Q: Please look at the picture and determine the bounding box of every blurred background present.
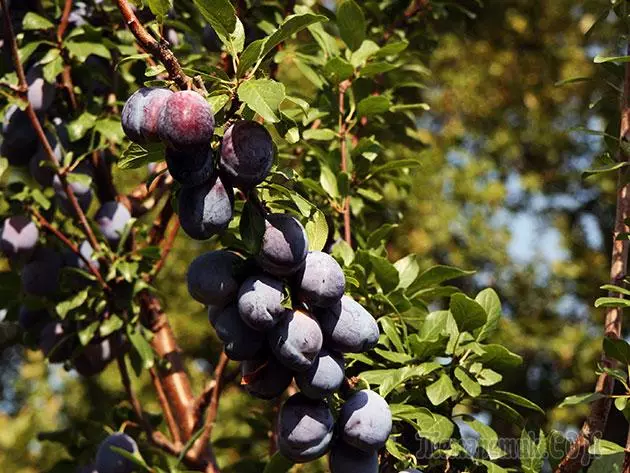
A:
[0,0,625,471]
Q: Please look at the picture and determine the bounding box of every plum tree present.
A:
[294,349,345,399]
[268,309,322,371]
[39,321,76,363]
[95,432,139,473]
[1,105,40,166]
[296,251,345,308]
[21,247,63,297]
[179,175,234,240]
[277,393,334,463]
[210,305,265,360]
[237,274,287,331]
[26,66,54,112]
[257,214,308,276]
[338,389,392,452]
[219,120,274,188]
[158,90,214,150]
[164,146,215,188]
[317,296,380,353]
[187,250,242,306]
[95,201,132,245]
[329,441,379,473]
[1,215,39,261]
[121,87,173,143]
[241,357,293,400]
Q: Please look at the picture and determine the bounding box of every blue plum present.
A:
[269,309,322,371]
[179,175,234,240]
[122,87,173,143]
[165,145,215,187]
[187,250,242,306]
[30,127,64,186]
[158,90,214,150]
[39,321,76,363]
[237,274,287,331]
[257,214,308,277]
[1,215,39,261]
[65,240,99,271]
[317,296,379,353]
[295,349,345,399]
[26,65,55,112]
[277,393,334,463]
[211,305,265,361]
[219,120,274,189]
[95,201,132,245]
[74,332,127,377]
[296,251,345,308]
[329,441,379,473]
[22,247,63,297]
[53,163,94,215]
[338,389,392,452]
[1,105,40,166]
[241,357,293,400]
[95,432,139,473]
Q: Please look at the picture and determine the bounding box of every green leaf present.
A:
[127,325,155,374]
[590,438,626,455]
[357,96,391,117]
[365,159,422,180]
[390,103,431,112]
[324,57,354,83]
[379,316,404,352]
[558,392,606,408]
[475,288,501,341]
[450,293,487,332]
[594,55,630,64]
[193,0,243,55]
[369,255,399,294]
[42,55,64,83]
[588,454,624,473]
[426,373,457,406]
[409,265,475,293]
[303,128,337,141]
[67,112,97,142]
[66,41,112,61]
[238,79,286,123]
[463,418,505,460]
[492,391,544,414]
[454,367,481,397]
[56,289,89,318]
[207,94,230,113]
[472,343,523,370]
[262,452,295,473]
[305,209,328,252]
[595,297,630,308]
[337,0,365,51]
[118,142,165,170]
[601,284,630,297]
[319,165,339,198]
[603,337,630,364]
[78,321,100,346]
[350,40,380,67]
[147,0,172,18]
[22,12,54,30]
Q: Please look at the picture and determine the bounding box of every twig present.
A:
[150,367,182,447]
[554,41,630,473]
[152,217,180,278]
[338,79,352,246]
[149,199,175,245]
[56,0,73,43]
[114,0,190,90]
[118,355,154,434]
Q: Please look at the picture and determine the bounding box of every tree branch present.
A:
[56,0,73,44]
[339,79,352,246]
[152,217,180,279]
[150,367,182,447]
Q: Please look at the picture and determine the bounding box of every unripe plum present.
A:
[295,349,345,399]
[165,146,215,187]
[237,274,287,331]
[121,87,173,143]
[241,357,293,400]
[329,441,379,473]
[1,215,39,260]
[95,201,132,245]
[187,250,242,306]
[296,251,345,308]
[338,389,392,452]
[211,305,265,360]
[179,175,234,240]
[26,65,55,112]
[39,321,76,363]
[317,296,379,353]
[257,214,308,277]
[269,309,322,371]
[277,393,334,463]
[158,90,214,149]
[220,120,273,188]
[22,247,63,297]
[95,432,139,473]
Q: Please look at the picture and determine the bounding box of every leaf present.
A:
[319,165,339,198]
[463,418,505,460]
[365,159,422,180]
[303,128,337,141]
[56,289,89,318]
[583,162,630,177]
[357,96,391,117]
[147,0,172,18]
[118,142,165,170]
[594,55,630,64]
[603,338,630,364]
[324,57,354,83]
[238,79,286,123]
[409,265,475,292]
[337,0,365,51]
[22,12,54,30]
[450,293,487,333]
[193,0,243,55]
[369,255,400,294]
[67,112,97,142]
[558,392,606,408]
[590,438,626,455]
[472,343,523,370]
[588,454,624,473]
[78,321,100,346]
[127,325,155,375]
[379,317,404,352]
[66,41,112,61]
[595,297,630,308]
[601,284,630,297]
[351,40,381,68]
[390,103,431,112]
[305,209,328,252]
[262,452,295,473]
[454,367,481,397]
[475,288,501,341]
[492,391,544,414]
[426,373,457,406]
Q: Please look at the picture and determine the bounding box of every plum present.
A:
[53,163,94,215]
[39,321,76,363]
[165,145,215,187]
[237,274,287,331]
[269,309,322,372]
[26,65,55,112]
[211,305,265,360]
[338,389,392,452]
[179,175,234,240]
[22,247,63,297]
[220,120,274,188]
[1,105,40,166]
[257,214,308,277]
[1,215,39,260]
[18,306,51,341]
[95,432,139,473]
[295,349,345,399]
[187,250,242,306]
[277,393,334,463]
[95,201,132,245]
[158,90,214,149]
[329,441,379,473]
[241,357,293,400]
[65,240,99,271]
[30,129,63,186]
[121,87,173,143]
[74,333,127,377]
[296,251,346,308]
[317,296,379,353]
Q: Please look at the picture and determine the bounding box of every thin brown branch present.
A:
[554,43,630,473]
[61,66,78,110]
[150,367,182,447]
[114,0,190,90]
[149,198,175,245]
[339,79,352,246]
[152,217,180,278]
[269,398,281,456]
[56,0,73,43]
[118,355,154,434]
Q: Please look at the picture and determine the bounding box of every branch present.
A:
[152,217,180,279]
[150,367,182,447]
[56,0,73,44]
[339,79,352,246]
[114,0,190,90]
[554,42,630,473]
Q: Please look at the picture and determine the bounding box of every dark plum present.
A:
[269,309,322,371]
[257,214,308,277]
[338,389,392,452]
[18,306,52,341]
[158,90,214,150]
[95,201,132,245]
[165,146,214,187]
[329,441,379,473]
[211,305,265,360]
[296,251,345,308]
[95,432,139,473]
[121,87,173,143]
[26,65,55,112]
[39,321,76,363]
[22,247,63,297]
[1,105,40,166]
[241,357,293,400]
[317,296,379,353]
[179,175,234,240]
[220,120,273,188]
[237,274,287,331]
[65,240,99,271]
[53,163,94,215]
[277,393,334,463]
[295,349,345,399]
[1,215,39,260]
[74,333,127,377]
[187,250,242,306]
